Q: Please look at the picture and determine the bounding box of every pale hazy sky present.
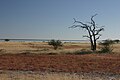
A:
[0,0,120,40]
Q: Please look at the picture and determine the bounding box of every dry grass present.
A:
[0,42,50,54]
[0,42,91,55]
[0,54,119,80]
[0,42,120,80]
[0,41,120,55]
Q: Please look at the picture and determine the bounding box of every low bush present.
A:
[99,39,114,53]
[48,39,63,50]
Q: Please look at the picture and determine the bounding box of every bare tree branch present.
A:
[70,14,104,51]
[95,28,104,35]
[83,35,90,38]
[73,18,88,27]
[91,14,97,31]
[69,25,86,28]
[95,34,102,40]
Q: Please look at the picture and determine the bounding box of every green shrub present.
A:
[48,39,62,50]
[99,39,114,53]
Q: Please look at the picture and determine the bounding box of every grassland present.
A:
[0,42,91,54]
[0,42,120,80]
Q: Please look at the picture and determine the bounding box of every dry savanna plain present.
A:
[0,42,120,80]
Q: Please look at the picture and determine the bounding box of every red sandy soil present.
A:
[0,54,119,74]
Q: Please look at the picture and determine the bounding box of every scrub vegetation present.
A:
[0,41,119,80]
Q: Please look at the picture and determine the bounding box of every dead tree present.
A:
[70,14,104,51]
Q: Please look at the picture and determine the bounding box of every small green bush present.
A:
[99,39,114,53]
[48,39,62,50]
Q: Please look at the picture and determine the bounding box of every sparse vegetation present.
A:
[0,42,119,79]
[79,49,93,54]
[66,49,93,55]
[48,39,63,50]
[99,40,114,53]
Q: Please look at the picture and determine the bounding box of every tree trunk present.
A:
[92,40,96,51]
[92,33,97,51]
[89,37,94,51]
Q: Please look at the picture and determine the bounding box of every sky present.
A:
[0,0,120,40]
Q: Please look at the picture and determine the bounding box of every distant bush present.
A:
[48,39,63,50]
[99,39,114,53]
[113,39,119,43]
[4,39,10,42]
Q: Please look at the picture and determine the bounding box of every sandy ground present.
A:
[0,70,120,80]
